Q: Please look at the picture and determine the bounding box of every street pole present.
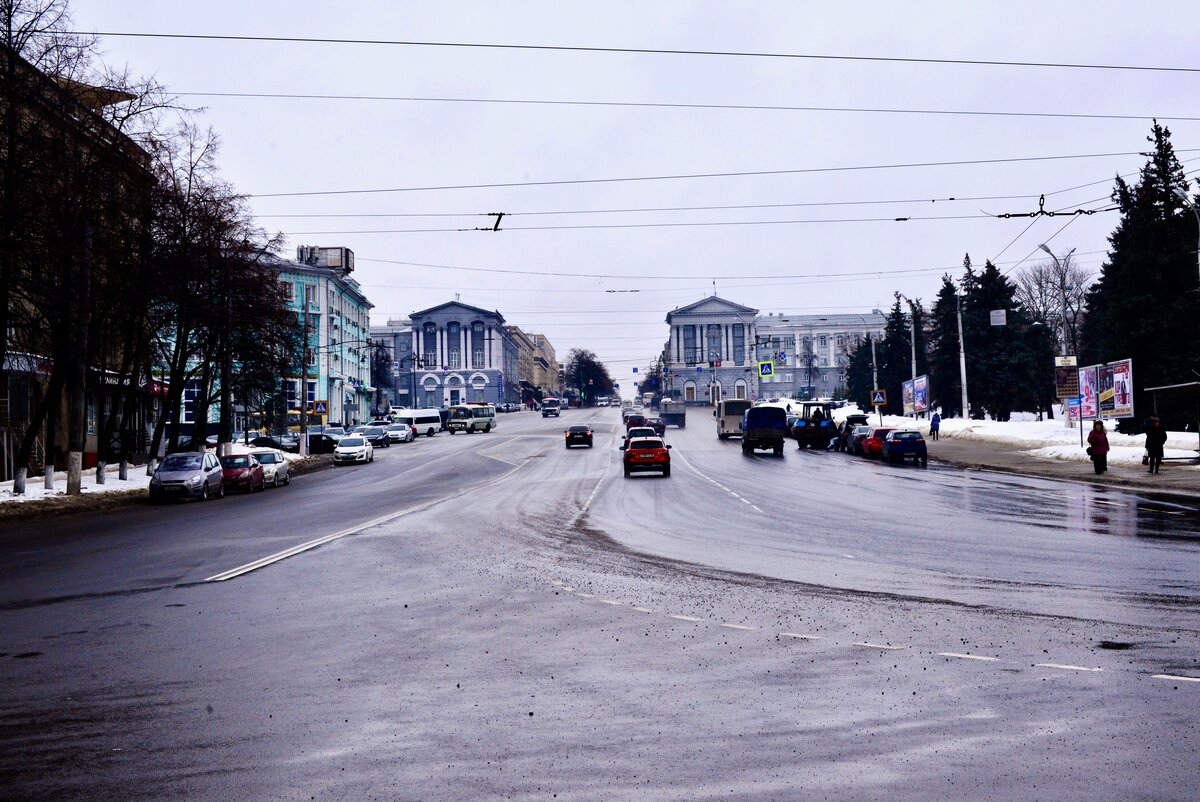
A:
[298,300,309,457]
[898,294,918,418]
[870,333,881,426]
[1039,244,1077,428]
[955,287,969,420]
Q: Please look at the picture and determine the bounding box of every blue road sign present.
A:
[870,390,887,406]
[758,361,774,378]
[312,400,329,415]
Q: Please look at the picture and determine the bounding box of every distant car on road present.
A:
[621,437,671,477]
[249,434,298,453]
[386,423,416,443]
[861,427,896,459]
[624,414,647,430]
[333,436,373,465]
[623,426,657,445]
[565,424,594,448]
[220,453,265,493]
[882,430,928,465]
[249,448,290,487]
[361,426,391,448]
[644,416,667,436]
[741,406,787,456]
[542,397,562,417]
[149,451,224,502]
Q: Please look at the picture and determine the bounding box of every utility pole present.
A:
[297,295,309,456]
[956,286,970,420]
[898,293,919,418]
[1039,244,1077,428]
[870,333,881,426]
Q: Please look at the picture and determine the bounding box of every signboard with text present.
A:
[1099,358,1134,420]
[913,375,929,415]
[902,379,915,415]
[1078,365,1099,419]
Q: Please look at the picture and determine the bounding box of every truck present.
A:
[790,401,839,449]
[741,405,788,456]
[658,399,686,429]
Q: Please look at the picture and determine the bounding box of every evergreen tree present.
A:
[845,335,876,411]
[877,298,911,415]
[962,260,1042,421]
[1081,122,1200,430]
[928,274,964,417]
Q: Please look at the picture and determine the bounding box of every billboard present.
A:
[913,375,929,415]
[1078,365,1100,420]
[902,379,915,416]
[1101,358,1134,420]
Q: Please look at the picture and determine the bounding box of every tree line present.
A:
[846,123,1199,431]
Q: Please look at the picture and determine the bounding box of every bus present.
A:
[714,399,753,439]
[447,402,497,434]
[642,391,656,408]
[393,408,443,437]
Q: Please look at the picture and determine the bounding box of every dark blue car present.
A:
[881,430,928,465]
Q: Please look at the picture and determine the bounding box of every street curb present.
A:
[930,453,1200,502]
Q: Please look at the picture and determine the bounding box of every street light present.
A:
[896,294,919,417]
[1037,244,1077,357]
[855,314,881,424]
[1173,187,1200,286]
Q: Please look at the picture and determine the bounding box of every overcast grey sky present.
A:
[72,1,1200,375]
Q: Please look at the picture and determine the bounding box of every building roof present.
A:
[265,254,373,308]
[666,295,760,322]
[756,312,886,328]
[410,300,506,323]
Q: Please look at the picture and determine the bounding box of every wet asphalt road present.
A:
[1,409,1199,800]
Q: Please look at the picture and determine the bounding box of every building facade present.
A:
[663,297,761,405]
[369,318,414,411]
[754,311,886,400]
[273,246,374,426]
[506,326,537,405]
[528,333,560,394]
[409,302,519,407]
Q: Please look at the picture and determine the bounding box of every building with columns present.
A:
[409,302,519,407]
[663,297,760,405]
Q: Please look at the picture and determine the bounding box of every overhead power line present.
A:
[174,90,1200,123]
[250,149,1197,198]
[75,31,1200,74]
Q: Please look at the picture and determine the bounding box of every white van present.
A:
[395,408,443,437]
[447,403,497,434]
[714,399,753,439]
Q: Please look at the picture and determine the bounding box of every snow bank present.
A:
[0,462,150,503]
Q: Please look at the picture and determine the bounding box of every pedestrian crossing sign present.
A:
[312,400,329,415]
[870,390,886,406]
[758,361,774,378]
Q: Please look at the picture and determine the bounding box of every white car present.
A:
[249,448,290,487]
[386,422,415,443]
[333,436,373,465]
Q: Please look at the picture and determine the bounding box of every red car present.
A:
[624,414,647,430]
[861,427,895,459]
[220,453,266,492]
[621,436,671,477]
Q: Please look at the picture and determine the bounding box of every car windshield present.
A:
[252,452,277,463]
[339,437,365,447]
[220,456,250,468]
[363,427,383,436]
[893,431,921,440]
[387,424,407,431]
[160,454,201,471]
[569,426,590,433]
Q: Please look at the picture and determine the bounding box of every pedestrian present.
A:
[1145,416,1167,474]
[1087,420,1110,475]
[929,411,941,441]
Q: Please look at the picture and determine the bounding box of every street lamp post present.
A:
[897,294,919,418]
[1039,244,1078,429]
[1173,187,1200,286]
[955,285,970,420]
[856,314,881,424]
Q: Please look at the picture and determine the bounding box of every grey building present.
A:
[663,297,760,405]
[369,318,414,411]
[408,302,519,407]
[755,311,886,400]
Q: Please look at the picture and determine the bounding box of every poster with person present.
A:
[1107,358,1134,419]
[913,375,929,415]
[902,379,915,416]
[1098,363,1116,417]
[1078,365,1100,419]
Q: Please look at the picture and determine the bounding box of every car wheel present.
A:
[369,453,374,462]
[284,472,291,485]
[200,483,209,502]
[485,423,491,433]
[624,466,631,477]
[662,465,671,477]
[427,429,435,437]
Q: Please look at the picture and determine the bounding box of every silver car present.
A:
[250,448,291,487]
[149,452,224,502]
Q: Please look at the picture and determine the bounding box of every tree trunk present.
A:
[13,365,65,495]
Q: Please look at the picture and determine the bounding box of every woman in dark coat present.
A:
[1087,420,1110,475]
[1145,416,1168,474]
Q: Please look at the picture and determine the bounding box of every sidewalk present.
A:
[927,434,1199,499]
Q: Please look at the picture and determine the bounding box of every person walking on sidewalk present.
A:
[929,412,941,441]
[1087,420,1110,474]
[1145,416,1167,474]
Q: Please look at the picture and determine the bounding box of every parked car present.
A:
[847,425,873,456]
[149,451,224,502]
[565,424,594,448]
[306,433,342,454]
[205,430,261,448]
[323,426,346,437]
[644,416,667,436]
[861,427,896,459]
[249,434,298,453]
[250,448,290,487]
[623,425,657,445]
[882,430,928,465]
[220,453,265,493]
[333,435,373,465]
[361,426,391,448]
[386,423,416,443]
[834,415,871,451]
[620,437,672,477]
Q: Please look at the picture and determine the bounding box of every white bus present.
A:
[394,408,443,438]
[714,399,753,439]
[447,403,497,434]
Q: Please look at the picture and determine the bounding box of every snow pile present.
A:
[0,463,151,503]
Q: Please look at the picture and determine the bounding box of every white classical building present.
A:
[663,297,760,404]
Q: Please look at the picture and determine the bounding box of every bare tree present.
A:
[1014,255,1094,357]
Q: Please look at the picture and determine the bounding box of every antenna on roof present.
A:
[712,279,717,296]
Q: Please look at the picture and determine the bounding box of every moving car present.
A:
[149,451,224,502]
[361,425,391,448]
[620,437,671,477]
[861,427,896,459]
[386,423,415,443]
[393,408,442,437]
[565,424,594,448]
[624,413,647,430]
[220,453,265,493]
[644,416,667,436]
[542,397,561,417]
[333,435,373,465]
[447,403,497,434]
[741,405,788,456]
[882,430,928,465]
[249,448,290,487]
[623,425,657,445]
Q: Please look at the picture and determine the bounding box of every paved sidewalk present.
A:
[928,435,1199,499]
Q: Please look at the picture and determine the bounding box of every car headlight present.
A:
[185,475,203,487]
[150,475,161,486]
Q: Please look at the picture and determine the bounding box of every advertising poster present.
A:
[1106,358,1134,420]
[902,379,915,416]
[913,375,929,414]
[1078,365,1099,419]
[1098,363,1115,418]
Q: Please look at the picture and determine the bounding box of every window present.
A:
[735,382,747,400]
[732,324,745,366]
[304,283,318,308]
[472,322,485,368]
[282,281,296,304]
[682,325,697,365]
[819,335,827,347]
[706,324,722,362]
[837,334,844,346]
[423,323,437,367]
[180,381,200,424]
[472,387,485,402]
[684,381,696,402]
[447,323,461,369]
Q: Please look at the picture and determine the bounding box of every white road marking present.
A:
[631,606,654,613]
[577,592,595,599]
[780,632,824,640]
[853,642,904,650]
[668,614,704,622]
[1152,673,1200,683]
[599,599,624,606]
[207,456,534,582]
[1093,499,1121,507]
[842,553,856,559]
[1036,663,1103,672]
[550,580,563,586]
[562,586,576,592]
[937,652,999,662]
[719,623,756,631]
[569,431,616,526]
[671,449,765,513]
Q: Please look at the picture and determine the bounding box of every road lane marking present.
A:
[599,599,624,605]
[780,632,824,640]
[1152,673,1200,683]
[719,623,756,631]
[1093,499,1121,507]
[570,431,616,526]
[577,592,595,599]
[550,580,563,586]
[631,606,654,613]
[671,449,764,513]
[668,614,703,622]
[207,455,535,582]
[1036,663,1103,672]
[853,642,904,650]
[938,652,999,662]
